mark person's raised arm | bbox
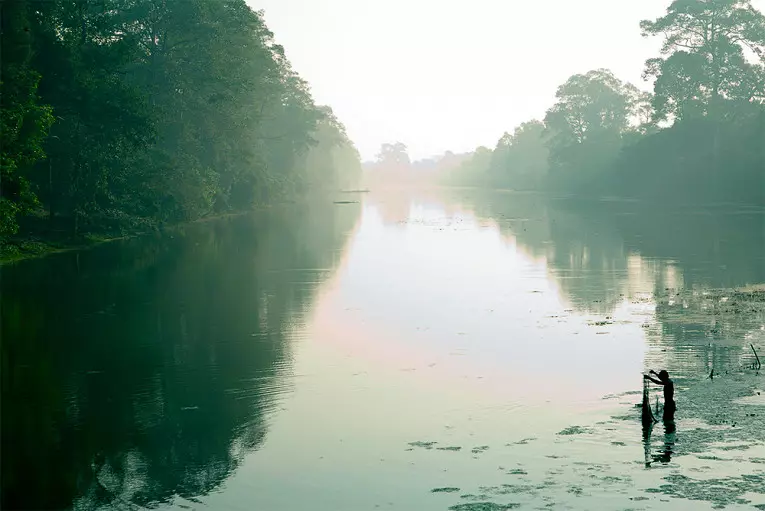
[644,374,663,385]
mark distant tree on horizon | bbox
[374,142,411,172]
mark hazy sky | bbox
[248,0,765,161]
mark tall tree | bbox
[2,0,362,248]
[0,0,54,236]
[375,142,411,171]
[489,120,549,189]
[544,69,643,174]
[300,106,362,191]
[30,0,154,234]
[119,1,325,215]
[641,0,765,121]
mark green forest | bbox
[0,0,362,257]
[3,0,764,263]
[442,0,765,204]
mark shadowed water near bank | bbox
[2,191,764,510]
[1,200,361,510]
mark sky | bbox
[248,0,765,161]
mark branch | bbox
[674,41,701,50]
[256,132,291,141]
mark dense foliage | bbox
[443,0,765,204]
[0,0,361,244]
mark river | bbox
[2,190,764,510]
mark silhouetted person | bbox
[644,369,675,421]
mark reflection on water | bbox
[643,421,677,467]
[2,190,764,510]
[1,201,361,510]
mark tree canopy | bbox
[0,0,361,245]
[443,0,764,204]
[641,0,765,121]
[376,142,411,171]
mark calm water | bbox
[2,191,765,511]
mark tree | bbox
[29,0,155,234]
[1,0,361,247]
[125,1,327,213]
[375,142,411,171]
[641,0,765,121]
[0,0,54,237]
[544,69,643,174]
[442,146,493,186]
[489,120,549,189]
[300,106,363,191]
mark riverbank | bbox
[0,191,371,265]
[0,234,126,265]
[0,208,267,265]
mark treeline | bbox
[0,0,361,244]
[363,142,472,190]
[445,0,765,204]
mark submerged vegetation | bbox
[0,0,362,258]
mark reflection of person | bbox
[644,370,676,421]
[642,421,654,468]
[642,417,677,467]
[656,421,676,463]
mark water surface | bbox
[2,191,764,510]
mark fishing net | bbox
[642,376,658,425]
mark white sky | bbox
[248,0,765,161]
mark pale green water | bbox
[3,191,764,510]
